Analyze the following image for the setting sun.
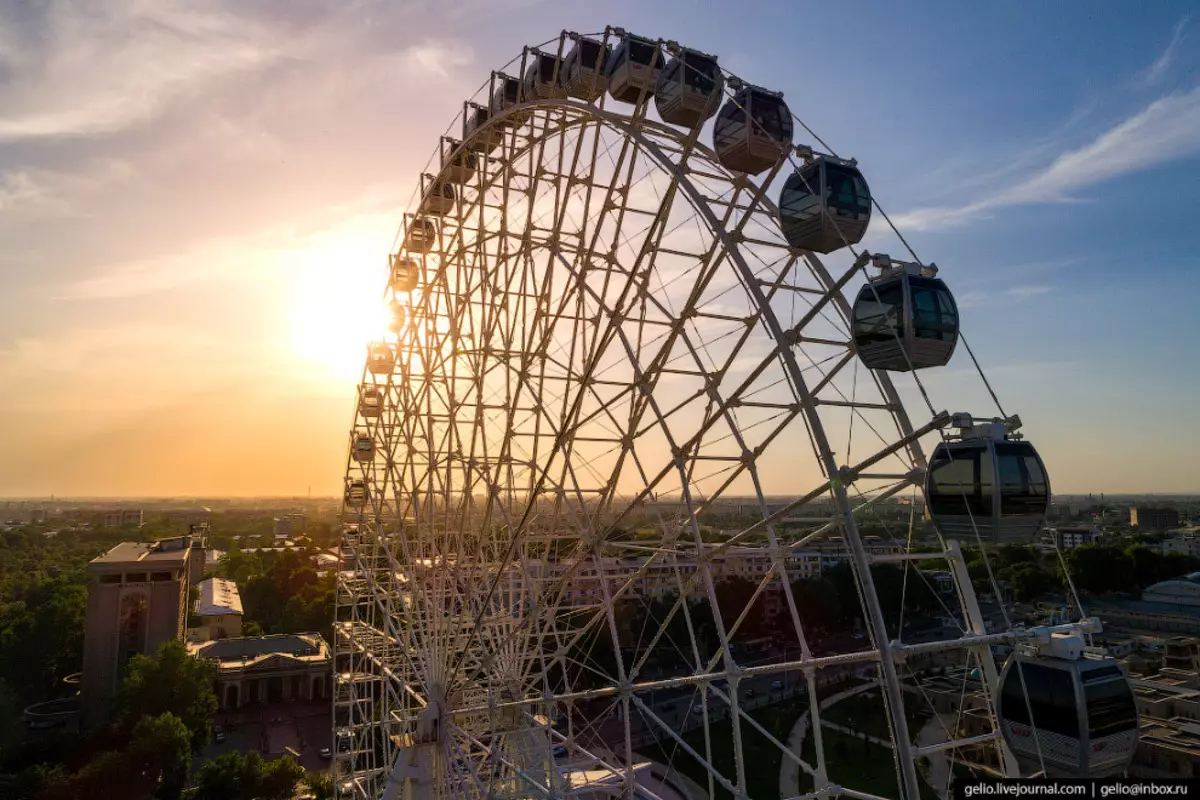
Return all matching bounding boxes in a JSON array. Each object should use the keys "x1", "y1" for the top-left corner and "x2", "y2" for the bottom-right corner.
[{"x1": 287, "y1": 222, "x2": 394, "y2": 383}]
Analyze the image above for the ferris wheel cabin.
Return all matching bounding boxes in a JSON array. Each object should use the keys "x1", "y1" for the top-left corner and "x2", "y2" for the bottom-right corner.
[
  {"x1": 357, "y1": 386, "x2": 383, "y2": 418},
  {"x1": 925, "y1": 418, "x2": 1050, "y2": 544},
  {"x1": 998, "y1": 633, "x2": 1139, "y2": 776},
  {"x1": 389, "y1": 255, "x2": 420, "y2": 294},
  {"x1": 560, "y1": 35, "x2": 611, "y2": 101},
  {"x1": 463, "y1": 102, "x2": 503, "y2": 152},
  {"x1": 778, "y1": 157, "x2": 872, "y2": 253},
  {"x1": 351, "y1": 434, "x2": 375, "y2": 463},
  {"x1": 403, "y1": 216, "x2": 438, "y2": 254},
  {"x1": 605, "y1": 33, "x2": 663, "y2": 105},
  {"x1": 523, "y1": 49, "x2": 567, "y2": 101},
  {"x1": 344, "y1": 480, "x2": 369, "y2": 508},
  {"x1": 490, "y1": 73, "x2": 530, "y2": 125},
  {"x1": 852, "y1": 256, "x2": 958, "y2": 371},
  {"x1": 654, "y1": 47, "x2": 723, "y2": 128},
  {"x1": 712, "y1": 85, "x2": 793, "y2": 174},
  {"x1": 367, "y1": 343, "x2": 396, "y2": 375},
  {"x1": 387, "y1": 299, "x2": 406, "y2": 334},
  {"x1": 419, "y1": 174, "x2": 456, "y2": 217},
  {"x1": 439, "y1": 139, "x2": 476, "y2": 185}
]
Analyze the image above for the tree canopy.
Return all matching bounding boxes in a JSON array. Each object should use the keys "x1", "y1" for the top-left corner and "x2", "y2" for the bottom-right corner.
[
  {"x1": 190, "y1": 751, "x2": 305, "y2": 800},
  {"x1": 118, "y1": 640, "x2": 218, "y2": 751}
]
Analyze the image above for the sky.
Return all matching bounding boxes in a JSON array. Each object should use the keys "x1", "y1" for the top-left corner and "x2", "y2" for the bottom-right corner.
[{"x1": 0, "y1": 0, "x2": 1197, "y2": 498}]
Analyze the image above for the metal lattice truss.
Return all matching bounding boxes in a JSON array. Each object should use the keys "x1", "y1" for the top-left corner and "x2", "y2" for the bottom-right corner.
[{"x1": 334, "y1": 32, "x2": 1029, "y2": 800}]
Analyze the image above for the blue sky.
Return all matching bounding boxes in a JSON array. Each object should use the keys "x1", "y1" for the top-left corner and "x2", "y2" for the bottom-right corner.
[{"x1": 0, "y1": 1, "x2": 1196, "y2": 496}]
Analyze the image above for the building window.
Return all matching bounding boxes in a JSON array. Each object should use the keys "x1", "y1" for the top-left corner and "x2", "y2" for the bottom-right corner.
[
  {"x1": 118, "y1": 593, "x2": 149, "y2": 666},
  {"x1": 151, "y1": 572, "x2": 172, "y2": 581},
  {"x1": 100, "y1": 574, "x2": 121, "y2": 584},
  {"x1": 125, "y1": 572, "x2": 147, "y2": 583}
]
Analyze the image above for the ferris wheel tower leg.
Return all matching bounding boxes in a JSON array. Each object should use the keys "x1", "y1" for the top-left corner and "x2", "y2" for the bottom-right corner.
[
  {"x1": 945, "y1": 539, "x2": 1020, "y2": 778},
  {"x1": 835, "y1": 486, "x2": 924, "y2": 800}
]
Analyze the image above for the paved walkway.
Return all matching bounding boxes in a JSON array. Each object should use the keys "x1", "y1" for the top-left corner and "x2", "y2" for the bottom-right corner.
[
  {"x1": 779, "y1": 681, "x2": 879, "y2": 798},
  {"x1": 820, "y1": 718, "x2": 890, "y2": 747},
  {"x1": 915, "y1": 712, "x2": 959, "y2": 800}
]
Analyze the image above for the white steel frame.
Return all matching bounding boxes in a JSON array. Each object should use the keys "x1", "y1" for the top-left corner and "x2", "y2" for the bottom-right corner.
[{"x1": 334, "y1": 28, "x2": 1054, "y2": 800}]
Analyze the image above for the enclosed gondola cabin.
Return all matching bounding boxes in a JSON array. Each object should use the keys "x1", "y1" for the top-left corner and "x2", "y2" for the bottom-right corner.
[
  {"x1": 852, "y1": 264, "x2": 958, "y2": 371},
  {"x1": 712, "y1": 86, "x2": 794, "y2": 174},
  {"x1": 490, "y1": 73, "x2": 530, "y2": 125},
  {"x1": 560, "y1": 36, "x2": 611, "y2": 101},
  {"x1": 351, "y1": 434, "x2": 375, "y2": 463},
  {"x1": 523, "y1": 50, "x2": 568, "y2": 101},
  {"x1": 925, "y1": 425, "x2": 1050, "y2": 544},
  {"x1": 387, "y1": 300, "x2": 406, "y2": 335},
  {"x1": 605, "y1": 34, "x2": 662, "y2": 106},
  {"x1": 439, "y1": 140, "x2": 476, "y2": 185},
  {"x1": 463, "y1": 103, "x2": 503, "y2": 153},
  {"x1": 403, "y1": 217, "x2": 437, "y2": 254},
  {"x1": 367, "y1": 343, "x2": 396, "y2": 375},
  {"x1": 419, "y1": 174, "x2": 455, "y2": 217},
  {"x1": 344, "y1": 480, "x2": 368, "y2": 508},
  {"x1": 358, "y1": 386, "x2": 383, "y2": 418},
  {"x1": 654, "y1": 47, "x2": 723, "y2": 128},
  {"x1": 778, "y1": 158, "x2": 871, "y2": 253},
  {"x1": 998, "y1": 643, "x2": 1138, "y2": 776},
  {"x1": 389, "y1": 255, "x2": 420, "y2": 294}
]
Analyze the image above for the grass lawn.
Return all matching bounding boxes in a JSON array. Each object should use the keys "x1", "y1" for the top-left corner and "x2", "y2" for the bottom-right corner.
[
  {"x1": 801, "y1": 727, "x2": 902, "y2": 798},
  {"x1": 820, "y1": 689, "x2": 932, "y2": 742},
  {"x1": 636, "y1": 691, "x2": 936, "y2": 800},
  {"x1": 639, "y1": 697, "x2": 807, "y2": 800}
]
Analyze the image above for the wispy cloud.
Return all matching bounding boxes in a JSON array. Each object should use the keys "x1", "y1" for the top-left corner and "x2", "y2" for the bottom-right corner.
[
  {"x1": 1004, "y1": 285, "x2": 1054, "y2": 299},
  {"x1": 0, "y1": 2, "x2": 280, "y2": 142},
  {"x1": 891, "y1": 85, "x2": 1200, "y2": 231},
  {"x1": 1143, "y1": 15, "x2": 1191, "y2": 86},
  {"x1": 399, "y1": 39, "x2": 475, "y2": 81}
]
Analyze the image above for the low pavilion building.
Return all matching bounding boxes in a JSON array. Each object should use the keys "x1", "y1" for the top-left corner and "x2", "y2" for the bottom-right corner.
[{"x1": 189, "y1": 633, "x2": 331, "y2": 708}]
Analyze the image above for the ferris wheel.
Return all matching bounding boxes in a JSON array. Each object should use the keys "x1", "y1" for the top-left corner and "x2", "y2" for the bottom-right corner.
[{"x1": 333, "y1": 27, "x2": 1139, "y2": 800}]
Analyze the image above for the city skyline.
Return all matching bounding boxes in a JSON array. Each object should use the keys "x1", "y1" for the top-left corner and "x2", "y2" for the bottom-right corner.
[{"x1": 2, "y1": 0, "x2": 1198, "y2": 497}]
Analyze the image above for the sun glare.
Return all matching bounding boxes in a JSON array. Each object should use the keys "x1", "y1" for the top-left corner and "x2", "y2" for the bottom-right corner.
[{"x1": 288, "y1": 227, "x2": 391, "y2": 383}]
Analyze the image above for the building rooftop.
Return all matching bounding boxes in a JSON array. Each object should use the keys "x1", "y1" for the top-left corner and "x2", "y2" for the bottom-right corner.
[
  {"x1": 197, "y1": 577, "x2": 242, "y2": 616},
  {"x1": 89, "y1": 539, "x2": 192, "y2": 568},
  {"x1": 190, "y1": 633, "x2": 329, "y2": 666}
]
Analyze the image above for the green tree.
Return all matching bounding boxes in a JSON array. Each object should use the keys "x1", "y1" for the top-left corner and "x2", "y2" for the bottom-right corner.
[
  {"x1": 191, "y1": 752, "x2": 304, "y2": 800},
  {"x1": 129, "y1": 712, "x2": 192, "y2": 800},
  {"x1": 118, "y1": 641, "x2": 218, "y2": 751},
  {"x1": 304, "y1": 769, "x2": 334, "y2": 800}
]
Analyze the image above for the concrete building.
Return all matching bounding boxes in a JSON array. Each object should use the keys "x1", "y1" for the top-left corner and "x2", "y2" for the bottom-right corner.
[
  {"x1": 188, "y1": 577, "x2": 243, "y2": 642},
  {"x1": 103, "y1": 509, "x2": 144, "y2": 528},
  {"x1": 81, "y1": 534, "x2": 205, "y2": 728},
  {"x1": 1133, "y1": 507, "x2": 1182, "y2": 532},
  {"x1": 1053, "y1": 525, "x2": 1101, "y2": 549},
  {"x1": 190, "y1": 633, "x2": 331, "y2": 708},
  {"x1": 1131, "y1": 668, "x2": 1200, "y2": 778},
  {"x1": 1145, "y1": 575, "x2": 1200, "y2": 608}
]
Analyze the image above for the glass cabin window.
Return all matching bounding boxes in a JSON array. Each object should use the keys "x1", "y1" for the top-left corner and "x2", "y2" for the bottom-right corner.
[
  {"x1": 628, "y1": 39, "x2": 657, "y2": 65},
  {"x1": 908, "y1": 277, "x2": 957, "y2": 342},
  {"x1": 781, "y1": 170, "x2": 823, "y2": 226},
  {"x1": 928, "y1": 444, "x2": 992, "y2": 517},
  {"x1": 1001, "y1": 662, "x2": 1080, "y2": 738},
  {"x1": 853, "y1": 281, "x2": 904, "y2": 346},
  {"x1": 994, "y1": 442, "x2": 1048, "y2": 516},
  {"x1": 576, "y1": 41, "x2": 604, "y2": 68},
  {"x1": 1084, "y1": 674, "x2": 1138, "y2": 738},
  {"x1": 537, "y1": 55, "x2": 560, "y2": 82},
  {"x1": 750, "y1": 95, "x2": 789, "y2": 138},
  {"x1": 682, "y1": 55, "x2": 717, "y2": 92},
  {"x1": 825, "y1": 166, "x2": 871, "y2": 221}
]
